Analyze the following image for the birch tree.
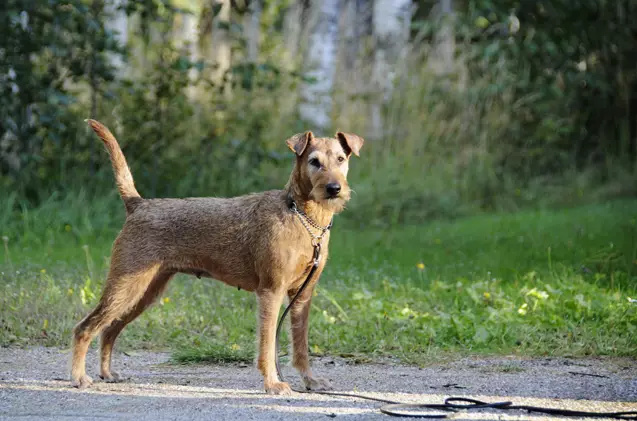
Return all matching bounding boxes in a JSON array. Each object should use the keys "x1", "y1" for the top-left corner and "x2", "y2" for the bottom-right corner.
[
  {"x1": 332, "y1": 0, "x2": 373, "y2": 133},
  {"x1": 244, "y1": 0, "x2": 262, "y2": 62},
  {"x1": 298, "y1": 0, "x2": 342, "y2": 131},
  {"x1": 104, "y1": 0, "x2": 128, "y2": 73},
  {"x1": 173, "y1": 2, "x2": 200, "y2": 97},
  {"x1": 200, "y1": 0, "x2": 231, "y2": 88},
  {"x1": 371, "y1": 0, "x2": 412, "y2": 137}
]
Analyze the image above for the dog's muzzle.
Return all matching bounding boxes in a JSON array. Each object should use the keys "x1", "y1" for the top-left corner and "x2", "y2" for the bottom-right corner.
[{"x1": 325, "y1": 183, "x2": 341, "y2": 198}]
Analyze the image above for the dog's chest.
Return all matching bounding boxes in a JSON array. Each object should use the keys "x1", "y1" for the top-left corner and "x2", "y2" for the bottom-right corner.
[{"x1": 286, "y1": 239, "x2": 329, "y2": 284}]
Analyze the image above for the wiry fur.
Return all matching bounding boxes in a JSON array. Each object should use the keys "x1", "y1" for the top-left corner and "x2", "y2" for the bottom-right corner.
[{"x1": 70, "y1": 120, "x2": 364, "y2": 394}]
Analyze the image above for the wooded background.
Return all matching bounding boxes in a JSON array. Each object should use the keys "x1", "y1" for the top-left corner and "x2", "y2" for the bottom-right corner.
[{"x1": 2, "y1": 0, "x2": 636, "y2": 224}]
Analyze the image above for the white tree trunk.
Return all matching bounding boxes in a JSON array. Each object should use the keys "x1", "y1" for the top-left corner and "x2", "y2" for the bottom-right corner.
[
  {"x1": 283, "y1": 1, "x2": 301, "y2": 62},
  {"x1": 210, "y1": 0, "x2": 231, "y2": 86},
  {"x1": 174, "y1": 6, "x2": 200, "y2": 98},
  {"x1": 283, "y1": 1, "x2": 312, "y2": 67},
  {"x1": 104, "y1": 0, "x2": 128, "y2": 73},
  {"x1": 371, "y1": 0, "x2": 412, "y2": 138},
  {"x1": 174, "y1": 9, "x2": 199, "y2": 53},
  {"x1": 299, "y1": 0, "x2": 342, "y2": 131},
  {"x1": 244, "y1": 0, "x2": 262, "y2": 62},
  {"x1": 332, "y1": 0, "x2": 373, "y2": 133}
]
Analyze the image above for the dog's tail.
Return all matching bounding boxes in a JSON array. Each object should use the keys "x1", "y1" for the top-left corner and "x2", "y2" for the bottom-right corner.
[{"x1": 86, "y1": 119, "x2": 142, "y2": 214}]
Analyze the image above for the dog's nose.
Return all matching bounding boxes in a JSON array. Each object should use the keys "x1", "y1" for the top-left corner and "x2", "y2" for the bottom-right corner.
[{"x1": 326, "y1": 183, "x2": 341, "y2": 197}]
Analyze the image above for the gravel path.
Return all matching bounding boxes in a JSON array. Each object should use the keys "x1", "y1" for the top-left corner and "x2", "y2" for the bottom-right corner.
[{"x1": 0, "y1": 347, "x2": 635, "y2": 420}]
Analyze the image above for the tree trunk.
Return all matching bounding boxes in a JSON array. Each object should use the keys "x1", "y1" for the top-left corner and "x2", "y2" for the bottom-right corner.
[
  {"x1": 244, "y1": 0, "x2": 262, "y2": 62},
  {"x1": 332, "y1": 0, "x2": 373, "y2": 133},
  {"x1": 283, "y1": 0, "x2": 311, "y2": 66},
  {"x1": 174, "y1": 5, "x2": 200, "y2": 98},
  {"x1": 371, "y1": 0, "x2": 412, "y2": 138},
  {"x1": 210, "y1": 0, "x2": 231, "y2": 89},
  {"x1": 299, "y1": 0, "x2": 342, "y2": 131},
  {"x1": 104, "y1": 0, "x2": 128, "y2": 74}
]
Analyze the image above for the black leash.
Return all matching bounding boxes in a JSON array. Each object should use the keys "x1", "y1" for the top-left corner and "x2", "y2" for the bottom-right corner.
[
  {"x1": 274, "y1": 242, "x2": 323, "y2": 382},
  {"x1": 377, "y1": 398, "x2": 637, "y2": 419},
  {"x1": 274, "y1": 231, "x2": 636, "y2": 419}
]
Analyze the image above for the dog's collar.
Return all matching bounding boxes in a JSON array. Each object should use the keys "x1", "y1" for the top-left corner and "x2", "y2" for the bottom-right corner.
[{"x1": 287, "y1": 195, "x2": 333, "y2": 243}]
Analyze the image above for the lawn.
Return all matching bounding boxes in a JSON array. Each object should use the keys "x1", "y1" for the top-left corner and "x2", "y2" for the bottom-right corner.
[{"x1": 1, "y1": 196, "x2": 636, "y2": 365}]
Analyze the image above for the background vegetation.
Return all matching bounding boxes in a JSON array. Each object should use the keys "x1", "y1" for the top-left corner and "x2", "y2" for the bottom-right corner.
[
  {"x1": 1, "y1": 0, "x2": 636, "y2": 362},
  {"x1": 2, "y1": 0, "x2": 637, "y2": 221}
]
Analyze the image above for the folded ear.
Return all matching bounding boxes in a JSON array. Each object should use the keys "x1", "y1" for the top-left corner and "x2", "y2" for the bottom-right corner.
[
  {"x1": 336, "y1": 132, "x2": 364, "y2": 157},
  {"x1": 286, "y1": 131, "x2": 313, "y2": 156}
]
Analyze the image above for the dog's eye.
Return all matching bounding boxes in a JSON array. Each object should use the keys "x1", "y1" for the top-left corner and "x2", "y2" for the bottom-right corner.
[
  {"x1": 309, "y1": 158, "x2": 321, "y2": 167},
  {"x1": 337, "y1": 156, "x2": 345, "y2": 163}
]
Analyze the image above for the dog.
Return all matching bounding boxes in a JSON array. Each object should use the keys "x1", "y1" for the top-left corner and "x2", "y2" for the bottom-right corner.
[{"x1": 70, "y1": 119, "x2": 363, "y2": 395}]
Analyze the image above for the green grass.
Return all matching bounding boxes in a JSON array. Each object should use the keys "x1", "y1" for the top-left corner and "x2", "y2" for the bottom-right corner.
[{"x1": 1, "y1": 196, "x2": 636, "y2": 365}]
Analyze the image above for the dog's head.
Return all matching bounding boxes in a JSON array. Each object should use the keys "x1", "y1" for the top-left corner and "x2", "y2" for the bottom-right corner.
[{"x1": 286, "y1": 131, "x2": 364, "y2": 213}]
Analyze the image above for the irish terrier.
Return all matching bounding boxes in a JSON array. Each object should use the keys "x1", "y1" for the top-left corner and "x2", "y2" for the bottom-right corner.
[{"x1": 70, "y1": 119, "x2": 363, "y2": 395}]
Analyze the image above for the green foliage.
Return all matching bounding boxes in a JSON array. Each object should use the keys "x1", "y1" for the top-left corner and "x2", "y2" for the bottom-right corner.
[
  {"x1": 461, "y1": 0, "x2": 637, "y2": 174},
  {"x1": 2, "y1": 0, "x2": 637, "y2": 225},
  {"x1": 1, "y1": 198, "x2": 635, "y2": 361},
  {"x1": 0, "y1": 0, "x2": 121, "y2": 201}
]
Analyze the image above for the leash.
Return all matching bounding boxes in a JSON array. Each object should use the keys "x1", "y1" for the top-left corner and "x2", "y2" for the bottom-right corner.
[
  {"x1": 275, "y1": 198, "x2": 331, "y2": 381},
  {"x1": 278, "y1": 201, "x2": 635, "y2": 419}
]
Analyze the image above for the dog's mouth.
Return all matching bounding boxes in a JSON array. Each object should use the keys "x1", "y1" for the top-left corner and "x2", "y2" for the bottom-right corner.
[{"x1": 310, "y1": 187, "x2": 350, "y2": 213}]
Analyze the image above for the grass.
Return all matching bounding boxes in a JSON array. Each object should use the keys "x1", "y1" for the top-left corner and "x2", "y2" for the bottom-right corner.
[{"x1": 1, "y1": 195, "x2": 636, "y2": 366}]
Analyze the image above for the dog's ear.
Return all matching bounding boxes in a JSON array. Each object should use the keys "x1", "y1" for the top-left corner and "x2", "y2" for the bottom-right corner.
[
  {"x1": 286, "y1": 131, "x2": 313, "y2": 156},
  {"x1": 336, "y1": 132, "x2": 364, "y2": 157}
]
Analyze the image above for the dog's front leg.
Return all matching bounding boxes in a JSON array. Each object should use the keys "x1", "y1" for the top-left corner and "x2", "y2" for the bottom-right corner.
[
  {"x1": 289, "y1": 286, "x2": 333, "y2": 391},
  {"x1": 256, "y1": 288, "x2": 292, "y2": 395}
]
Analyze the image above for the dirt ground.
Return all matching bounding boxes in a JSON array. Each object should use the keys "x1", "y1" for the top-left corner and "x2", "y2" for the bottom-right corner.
[{"x1": 0, "y1": 347, "x2": 635, "y2": 420}]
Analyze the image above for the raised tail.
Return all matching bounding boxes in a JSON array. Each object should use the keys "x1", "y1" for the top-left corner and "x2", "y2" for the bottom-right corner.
[{"x1": 87, "y1": 119, "x2": 142, "y2": 214}]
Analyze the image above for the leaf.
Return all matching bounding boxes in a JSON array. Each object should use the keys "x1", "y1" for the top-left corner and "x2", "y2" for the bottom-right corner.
[
  {"x1": 473, "y1": 327, "x2": 490, "y2": 343},
  {"x1": 475, "y1": 16, "x2": 490, "y2": 29},
  {"x1": 211, "y1": 2, "x2": 223, "y2": 18}
]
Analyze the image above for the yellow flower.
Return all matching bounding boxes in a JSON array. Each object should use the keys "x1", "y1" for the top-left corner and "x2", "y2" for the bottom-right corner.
[
  {"x1": 40, "y1": 269, "x2": 46, "y2": 274},
  {"x1": 483, "y1": 292, "x2": 491, "y2": 299},
  {"x1": 416, "y1": 263, "x2": 425, "y2": 270},
  {"x1": 517, "y1": 303, "x2": 528, "y2": 315},
  {"x1": 231, "y1": 343, "x2": 241, "y2": 351},
  {"x1": 163, "y1": 297, "x2": 170, "y2": 304}
]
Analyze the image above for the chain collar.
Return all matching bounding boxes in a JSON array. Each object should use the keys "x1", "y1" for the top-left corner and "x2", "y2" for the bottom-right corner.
[{"x1": 289, "y1": 198, "x2": 332, "y2": 255}]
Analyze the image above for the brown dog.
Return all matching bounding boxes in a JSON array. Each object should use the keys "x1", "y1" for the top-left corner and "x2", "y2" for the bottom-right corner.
[{"x1": 70, "y1": 120, "x2": 363, "y2": 395}]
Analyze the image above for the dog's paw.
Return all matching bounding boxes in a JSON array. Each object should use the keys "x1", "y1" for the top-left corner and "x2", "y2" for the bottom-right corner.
[
  {"x1": 72, "y1": 374, "x2": 93, "y2": 389},
  {"x1": 265, "y1": 381, "x2": 293, "y2": 395},
  {"x1": 303, "y1": 376, "x2": 332, "y2": 391},
  {"x1": 99, "y1": 371, "x2": 121, "y2": 383}
]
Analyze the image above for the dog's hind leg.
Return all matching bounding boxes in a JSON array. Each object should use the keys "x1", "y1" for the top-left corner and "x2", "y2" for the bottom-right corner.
[
  {"x1": 99, "y1": 269, "x2": 175, "y2": 382},
  {"x1": 70, "y1": 263, "x2": 160, "y2": 389}
]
